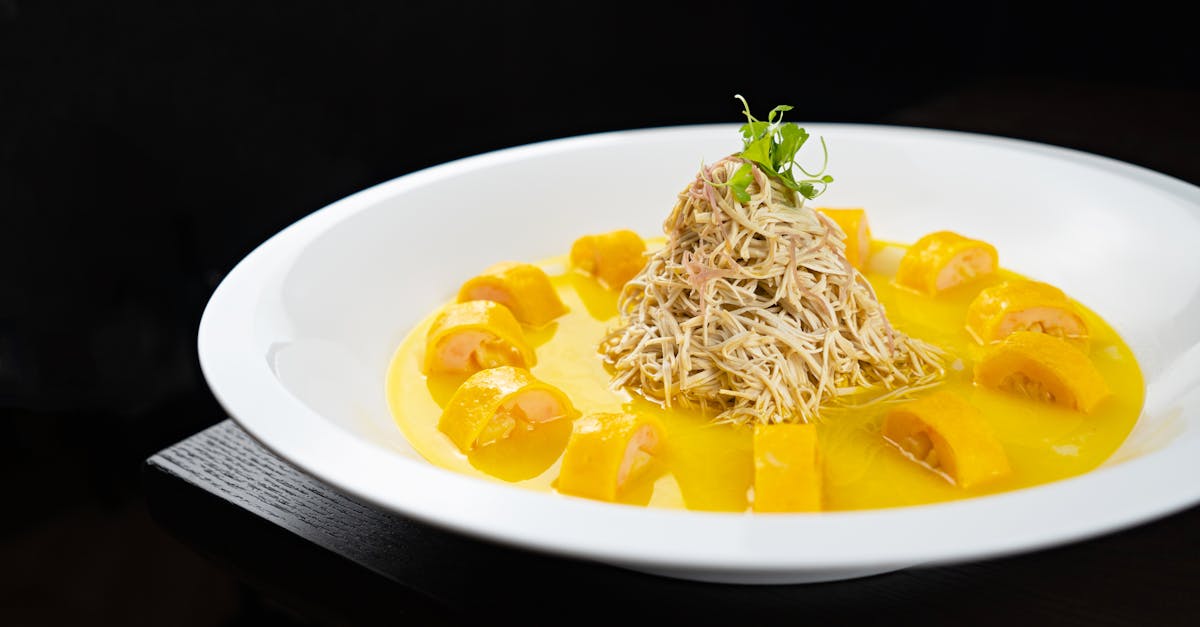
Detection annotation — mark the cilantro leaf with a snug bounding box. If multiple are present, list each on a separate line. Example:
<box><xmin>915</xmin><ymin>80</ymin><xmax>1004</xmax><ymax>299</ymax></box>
<box><xmin>767</xmin><ymin>104</ymin><xmax>793</xmax><ymax>124</ymax></box>
<box><xmin>739</xmin><ymin>121</ymin><xmax>770</xmax><ymax>143</ymax></box>
<box><xmin>726</xmin><ymin>163</ymin><xmax>755</xmax><ymax>202</ymax></box>
<box><xmin>773</xmin><ymin>124</ymin><xmax>809</xmax><ymax>172</ymax></box>
<box><xmin>740</xmin><ymin>135</ymin><xmax>774</xmax><ymax>172</ymax></box>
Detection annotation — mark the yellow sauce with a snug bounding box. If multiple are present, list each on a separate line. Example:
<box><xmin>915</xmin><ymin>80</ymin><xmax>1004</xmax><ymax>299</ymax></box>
<box><xmin>386</xmin><ymin>241</ymin><xmax>1144</xmax><ymax>511</ymax></box>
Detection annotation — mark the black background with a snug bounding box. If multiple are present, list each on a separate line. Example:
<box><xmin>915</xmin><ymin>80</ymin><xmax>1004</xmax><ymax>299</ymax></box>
<box><xmin>1</xmin><ymin>1</ymin><xmax>1196</xmax><ymax>624</ymax></box>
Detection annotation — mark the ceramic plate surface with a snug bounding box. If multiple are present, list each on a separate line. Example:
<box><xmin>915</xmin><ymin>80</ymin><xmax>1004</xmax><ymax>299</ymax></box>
<box><xmin>199</xmin><ymin>124</ymin><xmax>1200</xmax><ymax>584</ymax></box>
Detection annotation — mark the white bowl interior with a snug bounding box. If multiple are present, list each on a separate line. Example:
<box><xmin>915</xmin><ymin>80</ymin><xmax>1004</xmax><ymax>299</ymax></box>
<box><xmin>261</xmin><ymin>125</ymin><xmax>1200</xmax><ymax>462</ymax></box>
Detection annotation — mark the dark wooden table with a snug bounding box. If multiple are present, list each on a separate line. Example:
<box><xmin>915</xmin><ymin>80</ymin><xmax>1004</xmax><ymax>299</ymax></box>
<box><xmin>145</xmin><ymin>420</ymin><xmax>1199</xmax><ymax>626</ymax></box>
<box><xmin>145</xmin><ymin>82</ymin><xmax>1200</xmax><ymax>625</ymax></box>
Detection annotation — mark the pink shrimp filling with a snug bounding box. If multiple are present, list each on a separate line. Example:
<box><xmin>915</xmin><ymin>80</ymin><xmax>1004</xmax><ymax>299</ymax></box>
<box><xmin>935</xmin><ymin>248</ymin><xmax>995</xmax><ymax>291</ymax></box>
<box><xmin>616</xmin><ymin>424</ymin><xmax>661</xmax><ymax>488</ymax></box>
<box><xmin>475</xmin><ymin>390</ymin><xmax>568</xmax><ymax>447</ymax></box>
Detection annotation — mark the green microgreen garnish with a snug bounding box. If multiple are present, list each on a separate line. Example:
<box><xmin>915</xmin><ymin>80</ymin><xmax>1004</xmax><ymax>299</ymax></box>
<box><xmin>720</xmin><ymin>94</ymin><xmax>834</xmax><ymax>203</ymax></box>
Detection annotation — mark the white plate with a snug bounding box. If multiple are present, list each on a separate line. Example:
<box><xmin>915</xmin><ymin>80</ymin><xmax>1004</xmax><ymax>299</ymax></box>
<box><xmin>199</xmin><ymin>124</ymin><xmax>1200</xmax><ymax>584</ymax></box>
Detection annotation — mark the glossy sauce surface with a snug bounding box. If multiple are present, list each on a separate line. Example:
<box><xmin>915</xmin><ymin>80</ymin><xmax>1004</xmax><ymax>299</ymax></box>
<box><xmin>386</xmin><ymin>242</ymin><xmax>1144</xmax><ymax>511</ymax></box>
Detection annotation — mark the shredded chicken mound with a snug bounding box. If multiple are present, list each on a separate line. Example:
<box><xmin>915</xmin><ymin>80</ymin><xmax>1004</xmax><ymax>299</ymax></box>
<box><xmin>601</xmin><ymin>156</ymin><xmax>945</xmax><ymax>425</ymax></box>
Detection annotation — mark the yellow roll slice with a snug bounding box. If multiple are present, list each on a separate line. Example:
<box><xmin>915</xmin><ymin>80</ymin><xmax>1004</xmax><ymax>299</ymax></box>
<box><xmin>752</xmin><ymin>423</ymin><xmax>822</xmax><ymax>512</ymax></box>
<box><xmin>883</xmin><ymin>391</ymin><xmax>1010</xmax><ymax>488</ymax></box>
<box><xmin>974</xmin><ymin>331</ymin><xmax>1110</xmax><ymax>413</ymax></box>
<box><xmin>457</xmin><ymin>262</ymin><xmax>568</xmax><ymax>327</ymax></box>
<box><xmin>557</xmin><ymin>412</ymin><xmax>664</xmax><ymax>502</ymax></box>
<box><xmin>896</xmin><ymin>231</ymin><xmax>998</xmax><ymax>295</ymax></box>
<box><xmin>965</xmin><ymin>280</ymin><xmax>1089</xmax><ymax>349</ymax></box>
<box><xmin>816</xmin><ymin>208</ymin><xmax>871</xmax><ymax>270</ymax></box>
<box><xmin>570</xmin><ymin>229</ymin><xmax>647</xmax><ymax>290</ymax></box>
<box><xmin>438</xmin><ymin>366</ymin><xmax>578</xmax><ymax>453</ymax></box>
<box><xmin>423</xmin><ymin>301</ymin><xmax>535</xmax><ymax>375</ymax></box>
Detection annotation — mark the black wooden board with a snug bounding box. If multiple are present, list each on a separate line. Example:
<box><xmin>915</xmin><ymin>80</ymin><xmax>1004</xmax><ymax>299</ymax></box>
<box><xmin>145</xmin><ymin>420</ymin><xmax>1200</xmax><ymax>626</ymax></box>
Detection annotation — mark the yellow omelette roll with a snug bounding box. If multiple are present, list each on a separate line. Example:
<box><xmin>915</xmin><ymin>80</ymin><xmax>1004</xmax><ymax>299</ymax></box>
<box><xmin>570</xmin><ymin>229</ymin><xmax>647</xmax><ymax>290</ymax></box>
<box><xmin>965</xmin><ymin>280</ymin><xmax>1089</xmax><ymax>349</ymax></box>
<box><xmin>974</xmin><ymin>331</ymin><xmax>1111</xmax><ymax>413</ymax></box>
<box><xmin>457</xmin><ymin>262</ymin><xmax>568</xmax><ymax>327</ymax></box>
<box><xmin>438</xmin><ymin>366</ymin><xmax>578</xmax><ymax>453</ymax></box>
<box><xmin>896</xmin><ymin>231</ymin><xmax>998</xmax><ymax>295</ymax></box>
<box><xmin>752</xmin><ymin>423</ymin><xmax>822</xmax><ymax>513</ymax></box>
<box><xmin>883</xmin><ymin>391</ymin><xmax>1010</xmax><ymax>488</ymax></box>
<box><xmin>423</xmin><ymin>301</ymin><xmax>535</xmax><ymax>375</ymax></box>
<box><xmin>557</xmin><ymin>412</ymin><xmax>664</xmax><ymax>502</ymax></box>
<box><xmin>816</xmin><ymin>208</ymin><xmax>871</xmax><ymax>270</ymax></box>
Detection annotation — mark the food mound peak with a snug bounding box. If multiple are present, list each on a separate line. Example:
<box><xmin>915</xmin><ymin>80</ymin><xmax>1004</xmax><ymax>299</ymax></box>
<box><xmin>601</xmin><ymin>98</ymin><xmax>944</xmax><ymax>424</ymax></box>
